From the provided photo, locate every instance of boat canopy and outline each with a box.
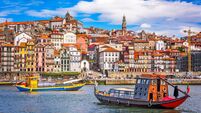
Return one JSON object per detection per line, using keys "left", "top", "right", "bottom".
{"left": 110, "top": 88, "right": 134, "bottom": 92}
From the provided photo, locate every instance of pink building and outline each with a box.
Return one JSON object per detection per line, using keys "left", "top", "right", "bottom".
{"left": 76, "top": 34, "right": 88, "bottom": 53}
{"left": 44, "top": 43, "right": 55, "bottom": 72}
{"left": 35, "top": 43, "right": 46, "bottom": 72}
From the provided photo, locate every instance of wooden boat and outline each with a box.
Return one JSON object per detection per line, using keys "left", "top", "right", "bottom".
{"left": 16, "top": 75, "right": 85, "bottom": 92}
{"left": 94, "top": 74, "right": 190, "bottom": 109}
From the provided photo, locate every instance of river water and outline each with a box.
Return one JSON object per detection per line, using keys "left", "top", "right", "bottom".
{"left": 0, "top": 85, "right": 200, "bottom": 113}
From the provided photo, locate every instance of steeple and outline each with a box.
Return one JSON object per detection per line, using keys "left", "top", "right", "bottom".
{"left": 65, "top": 11, "right": 73, "bottom": 21}
{"left": 122, "top": 14, "right": 127, "bottom": 35}
{"left": 4, "top": 20, "right": 9, "bottom": 31}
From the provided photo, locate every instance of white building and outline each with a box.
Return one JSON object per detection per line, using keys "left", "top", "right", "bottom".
{"left": 128, "top": 46, "right": 135, "bottom": 69}
{"left": 99, "top": 46, "right": 121, "bottom": 71}
{"left": 50, "top": 31, "right": 64, "bottom": 50}
{"left": 69, "top": 46, "right": 81, "bottom": 72}
{"left": 14, "top": 32, "right": 32, "bottom": 46}
{"left": 63, "top": 32, "right": 76, "bottom": 44}
{"left": 54, "top": 51, "right": 61, "bottom": 72}
{"left": 49, "top": 16, "right": 63, "bottom": 29}
{"left": 99, "top": 43, "right": 123, "bottom": 52}
{"left": 60, "top": 46, "right": 81, "bottom": 72}
{"left": 156, "top": 40, "right": 166, "bottom": 50}
{"left": 50, "top": 31, "right": 77, "bottom": 50}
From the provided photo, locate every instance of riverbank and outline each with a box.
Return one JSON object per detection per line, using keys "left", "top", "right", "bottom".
{"left": 85, "top": 79, "right": 201, "bottom": 85}
{"left": 1, "top": 79, "right": 201, "bottom": 86}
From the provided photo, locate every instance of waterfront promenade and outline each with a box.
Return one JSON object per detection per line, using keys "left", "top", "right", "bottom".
{"left": 0, "top": 71, "right": 201, "bottom": 85}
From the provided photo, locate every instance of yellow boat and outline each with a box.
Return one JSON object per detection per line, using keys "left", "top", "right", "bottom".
{"left": 16, "top": 76, "right": 85, "bottom": 92}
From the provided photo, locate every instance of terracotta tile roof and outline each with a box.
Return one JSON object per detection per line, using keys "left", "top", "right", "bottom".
{"left": 19, "top": 42, "right": 26, "bottom": 47}
{"left": 101, "top": 45, "right": 110, "bottom": 48}
{"left": 117, "top": 36, "right": 134, "bottom": 41}
{"left": 133, "top": 40, "right": 149, "bottom": 43}
{"left": 50, "top": 17, "right": 63, "bottom": 22}
{"left": 94, "top": 37, "right": 108, "bottom": 43}
{"left": 62, "top": 43, "right": 81, "bottom": 49}
{"left": 2, "top": 21, "right": 34, "bottom": 25}
{"left": 1, "top": 43, "right": 14, "bottom": 47}
{"left": 38, "top": 20, "right": 50, "bottom": 24}
{"left": 152, "top": 53, "right": 163, "bottom": 57}
{"left": 40, "top": 34, "right": 49, "bottom": 39}
{"left": 102, "top": 47, "right": 120, "bottom": 52}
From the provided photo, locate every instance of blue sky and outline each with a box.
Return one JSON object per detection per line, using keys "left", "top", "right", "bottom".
{"left": 0, "top": 0, "right": 201, "bottom": 37}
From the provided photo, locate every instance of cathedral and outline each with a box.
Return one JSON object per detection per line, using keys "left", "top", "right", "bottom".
{"left": 49, "top": 11, "right": 83, "bottom": 33}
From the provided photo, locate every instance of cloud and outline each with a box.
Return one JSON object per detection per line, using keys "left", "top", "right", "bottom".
{"left": 0, "top": 10, "right": 21, "bottom": 16}
{"left": 82, "top": 18, "right": 96, "bottom": 22}
{"left": 25, "top": 0, "right": 201, "bottom": 36}
{"left": 140, "top": 23, "right": 151, "bottom": 29}
{"left": 1, "top": 0, "right": 44, "bottom": 8}
{"left": 26, "top": 8, "right": 76, "bottom": 18}
{"left": 71, "top": 0, "right": 201, "bottom": 24}
{"left": 0, "top": 18, "right": 13, "bottom": 23}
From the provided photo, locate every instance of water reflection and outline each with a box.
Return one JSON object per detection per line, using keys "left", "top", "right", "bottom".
{"left": 96, "top": 102, "right": 181, "bottom": 113}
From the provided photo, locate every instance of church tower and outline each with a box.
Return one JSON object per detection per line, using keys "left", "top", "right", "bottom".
{"left": 122, "top": 15, "right": 127, "bottom": 35}
{"left": 65, "top": 11, "right": 73, "bottom": 21}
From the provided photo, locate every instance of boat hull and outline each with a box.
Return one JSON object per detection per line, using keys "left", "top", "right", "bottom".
{"left": 95, "top": 93, "right": 188, "bottom": 109}
{"left": 16, "top": 84, "right": 85, "bottom": 92}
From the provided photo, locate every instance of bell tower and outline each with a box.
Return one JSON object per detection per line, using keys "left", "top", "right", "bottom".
{"left": 122, "top": 15, "right": 127, "bottom": 35}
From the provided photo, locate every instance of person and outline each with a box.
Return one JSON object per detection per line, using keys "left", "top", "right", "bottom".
{"left": 173, "top": 86, "right": 179, "bottom": 98}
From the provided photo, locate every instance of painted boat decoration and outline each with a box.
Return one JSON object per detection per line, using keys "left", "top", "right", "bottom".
{"left": 16, "top": 75, "right": 85, "bottom": 92}
{"left": 94, "top": 74, "right": 190, "bottom": 109}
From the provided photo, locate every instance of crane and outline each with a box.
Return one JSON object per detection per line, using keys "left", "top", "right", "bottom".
{"left": 184, "top": 28, "right": 196, "bottom": 75}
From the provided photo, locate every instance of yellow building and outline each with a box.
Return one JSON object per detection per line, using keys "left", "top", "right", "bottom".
{"left": 26, "top": 40, "right": 35, "bottom": 72}
{"left": 18, "top": 42, "right": 27, "bottom": 72}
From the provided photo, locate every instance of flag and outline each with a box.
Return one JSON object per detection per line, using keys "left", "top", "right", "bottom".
{"left": 187, "top": 84, "right": 190, "bottom": 94}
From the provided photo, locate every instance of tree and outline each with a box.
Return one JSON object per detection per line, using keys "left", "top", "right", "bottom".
{"left": 178, "top": 47, "right": 185, "bottom": 52}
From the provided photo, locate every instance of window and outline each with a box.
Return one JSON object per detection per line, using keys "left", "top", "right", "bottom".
{"left": 152, "top": 80, "right": 157, "bottom": 85}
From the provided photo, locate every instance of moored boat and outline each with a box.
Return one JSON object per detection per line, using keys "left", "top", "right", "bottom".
{"left": 94, "top": 74, "right": 190, "bottom": 109}
{"left": 16, "top": 75, "right": 85, "bottom": 92}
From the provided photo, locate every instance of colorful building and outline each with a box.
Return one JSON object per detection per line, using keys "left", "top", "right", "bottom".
{"left": 0, "top": 43, "right": 15, "bottom": 72}
{"left": 26, "top": 40, "right": 35, "bottom": 72}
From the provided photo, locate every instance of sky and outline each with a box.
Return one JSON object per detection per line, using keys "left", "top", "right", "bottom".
{"left": 1, "top": 0, "right": 201, "bottom": 37}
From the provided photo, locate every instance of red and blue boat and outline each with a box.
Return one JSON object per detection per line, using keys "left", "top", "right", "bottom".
{"left": 94, "top": 74, "right": 190, "bottom": 109}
